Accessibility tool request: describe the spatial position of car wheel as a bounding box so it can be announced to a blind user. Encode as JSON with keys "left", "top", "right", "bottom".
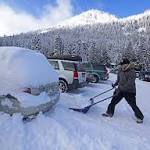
{"left": 91, "top": 75, "right": 99, "bottom": 83}
{"left": 59, "top": 80, "right": 68, "bottom": 93}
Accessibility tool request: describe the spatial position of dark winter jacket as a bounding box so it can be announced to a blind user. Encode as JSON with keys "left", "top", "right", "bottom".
{"left": 114, "top": 63, "right": 136, "bottom": 94}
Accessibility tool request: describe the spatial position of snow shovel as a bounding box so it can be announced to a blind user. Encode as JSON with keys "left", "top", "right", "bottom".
{"left": 89, "top": 87, "right": 114, "bottom": 104}
{"left": 69, "top": 87, "right": 115, "bottom": 114}
{"left": 69, "top": 95, "right": 114, "bottom": 113}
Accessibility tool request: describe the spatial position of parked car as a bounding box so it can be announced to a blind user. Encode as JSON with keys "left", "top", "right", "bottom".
{"left": 77, "top": 63, "right": 94, "bottom": 83}
{"left": 0, "top": 47, "right": 60, "bottom": 118}
{"left": 81, "top": 62, "right": 109, "bottom": 83}
{"left": 139, "top": 71, "right": 150, "bottom": 82}
{"left": 48, "top": 56, "right": 87, "bottom": 92}
{"left": 109, "top": 67, "right": 118, "bottom": 74}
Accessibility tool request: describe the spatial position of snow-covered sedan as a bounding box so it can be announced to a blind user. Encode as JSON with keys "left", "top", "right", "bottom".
{"left": 0, "top": 47, "right": 60, "bottom": 118}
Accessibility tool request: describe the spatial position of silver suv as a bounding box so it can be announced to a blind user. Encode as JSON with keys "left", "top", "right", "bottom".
{"left": 48, "top": 58, "right": 87, "bottom": 93}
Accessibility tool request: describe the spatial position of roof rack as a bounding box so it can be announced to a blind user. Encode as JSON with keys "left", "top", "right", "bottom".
{"left": 47, "top": 55, "right": 82, "bottom": 62}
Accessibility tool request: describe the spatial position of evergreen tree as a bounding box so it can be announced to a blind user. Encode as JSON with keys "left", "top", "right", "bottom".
{"left": 31, "top": 35, "right": 42, "bottom": 52}
{"left": 54, "top": 35, "right": 64, "bottom": 55}
{"left": 101, "top": 49, "right": 111, "bottom": 65}
{"left": 123, "top": 41, "right": 136, "bottom": 61}
{"left": 138, "top": 35, "right": 147, "bottom": 68}
{"left": 89, "top": 42, "right": 98, "bottom": 63}
{"left": 82, "top": 42, "right": 89, "bottom": 61}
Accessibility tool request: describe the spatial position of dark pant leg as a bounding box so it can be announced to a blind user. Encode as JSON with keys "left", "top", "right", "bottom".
{"left": 106, "top": 91, "right": 123, "bottom": 116}
{"left": 124, "top": 93, "right": 144, "bottom": 120}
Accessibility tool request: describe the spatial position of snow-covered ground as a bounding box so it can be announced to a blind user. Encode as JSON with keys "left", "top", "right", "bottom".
{"left": 0, "top": 74, "right": 150, "bottom": 150}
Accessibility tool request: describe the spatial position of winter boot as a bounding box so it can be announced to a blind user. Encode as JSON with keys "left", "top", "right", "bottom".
{"left": 136, "top": 118, "right": 143, "bottom": 124}
{"left": 102, "top": 113, "right": 113, "bottom": 118}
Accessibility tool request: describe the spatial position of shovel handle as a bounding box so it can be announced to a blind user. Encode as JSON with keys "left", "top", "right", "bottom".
{"left": 91, "top": 87, "right": 114, "bottom": 100}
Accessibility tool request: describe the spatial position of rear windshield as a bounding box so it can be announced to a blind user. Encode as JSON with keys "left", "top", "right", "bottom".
{"left": 92, "top": 64, "right": 106, "bottom": 70}
{"left": 62, "top": 62, "right": 77, "bottom": 71}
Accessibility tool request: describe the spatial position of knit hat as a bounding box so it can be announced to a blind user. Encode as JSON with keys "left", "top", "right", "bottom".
{"left": 120, "top": 58, "right": 130, "bottom": 65}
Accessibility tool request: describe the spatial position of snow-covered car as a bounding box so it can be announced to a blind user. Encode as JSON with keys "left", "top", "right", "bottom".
{"left": 0, "top": 47, "right": 60, "bottom": 118}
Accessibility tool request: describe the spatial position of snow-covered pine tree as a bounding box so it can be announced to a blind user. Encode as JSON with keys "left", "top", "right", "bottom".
{"left": 82, "top": 42, "right": 89, "bottom": 61}
{"left": 31, "top": 35, "right": 42, "bottom": 52}
{"left": 122, "top": 41, "right": 136, "bottom": 61}
{"left": 138, "top": 35, "right": 147, "bottom": 68}
{"left": 101, "top": 49, "right": 111, "bottom": 65}
{"left": 89, "top": 41, "right": 98, "bottom": 63}
{"left": 66, "top": 43, "right": 76, "bottom": 55}
{"left": 54, "top": 35, "right": 64, "bottom": 55}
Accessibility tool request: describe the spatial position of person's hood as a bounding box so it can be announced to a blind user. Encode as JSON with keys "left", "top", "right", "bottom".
{"left": 118, "top": 63, "right": 135, "bottom": 72}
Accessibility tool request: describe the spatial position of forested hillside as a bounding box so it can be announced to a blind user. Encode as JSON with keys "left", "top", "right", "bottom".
{"left": 0, "top": 9, "right": 150, "bottom": 68}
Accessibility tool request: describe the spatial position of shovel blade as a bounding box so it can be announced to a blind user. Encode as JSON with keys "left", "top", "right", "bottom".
{"left": 69, "top": 105, "right": 91, "bottom": 114}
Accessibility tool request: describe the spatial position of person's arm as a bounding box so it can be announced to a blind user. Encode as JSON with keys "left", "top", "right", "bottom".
{"left": 113, "top": 73, "right": 120, "bottom": 87}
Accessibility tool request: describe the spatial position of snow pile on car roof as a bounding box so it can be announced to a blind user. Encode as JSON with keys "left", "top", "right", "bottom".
{"left": 0, "top": 47, "right": 58, "bottom": 95}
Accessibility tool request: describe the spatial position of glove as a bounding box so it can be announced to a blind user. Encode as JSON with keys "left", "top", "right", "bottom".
{"left": 112, "top": 83, "right": 116, "bottom": 88}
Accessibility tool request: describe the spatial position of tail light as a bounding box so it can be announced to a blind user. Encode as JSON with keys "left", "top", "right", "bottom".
{"left": 73, "top": 71, "right": 78, "bottom": 79}
{"left": 105, "top": 66, "right": 109, "bottom": 74}
{"left": 73, "top": 63, "right": 78, "bottom": 79}
{"left": 22, "top": 88, "right": 31, "bottom": 94}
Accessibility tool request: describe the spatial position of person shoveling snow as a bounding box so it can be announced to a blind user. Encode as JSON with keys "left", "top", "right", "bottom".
{"left": 70, "top": 58, "right": 144, "bottom": 124}
{"left": 102, "top": 58, "right": 144, "bottom": 123}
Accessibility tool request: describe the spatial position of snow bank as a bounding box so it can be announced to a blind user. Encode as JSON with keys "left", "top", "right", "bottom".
{"left": 0, "top": 74, "right": 150, "bottom": 150}
{"left": 0, "top": 47, "right": 58, "bottom": 95}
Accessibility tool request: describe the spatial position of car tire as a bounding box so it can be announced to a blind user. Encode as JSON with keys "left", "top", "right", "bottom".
{"left": 91, "top": 75, "right": 99, "bottom": 83}
{"left": 59, "top": 79, "right": 68, "bottom": 93}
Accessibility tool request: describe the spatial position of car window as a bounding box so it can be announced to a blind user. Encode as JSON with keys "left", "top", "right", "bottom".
{"left": 78, "top": 63, "right": 86, "bottom": 72}
{"left": 49, "top": 61, "right": 59, "bottom": 70}
{"left": 62, "top": 62, "right": 76, "bottom": 71}
{"left": 81, "top": 63, "right": 91, "bottom": 70}
{"left": 92, "top": 64, "right": 105, "bottom": 70}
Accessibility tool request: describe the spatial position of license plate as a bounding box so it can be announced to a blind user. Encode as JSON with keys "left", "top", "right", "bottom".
{"left": 82, "top": 73, "right": 85, "bottom": 78}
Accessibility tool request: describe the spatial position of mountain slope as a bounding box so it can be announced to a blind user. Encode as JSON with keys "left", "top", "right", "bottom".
{"left": 0, "top": 9, "right": 150, "bottom": 65}
{"left": 58, "top": 9, "right": 118, "bottom": 27}
{"left": 40, "top": 9, "right": 150, "bottom": 33}
{"left": 120, "top": 9, "right": 150, "bottom": 22}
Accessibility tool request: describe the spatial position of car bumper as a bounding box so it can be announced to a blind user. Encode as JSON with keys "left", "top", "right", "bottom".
{"left": 0, "top": 83, "right": 60, "bottom": 116}
{"left": 78, "top": 81, "right": 87, "bottom": 88}
{"left": 68, "top": 79, "right": 79, "bottom": 90}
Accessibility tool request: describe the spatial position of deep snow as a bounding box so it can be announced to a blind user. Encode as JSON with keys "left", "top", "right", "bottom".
{"left": 0, "top": 74, "right": 150, "bottom": 150}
